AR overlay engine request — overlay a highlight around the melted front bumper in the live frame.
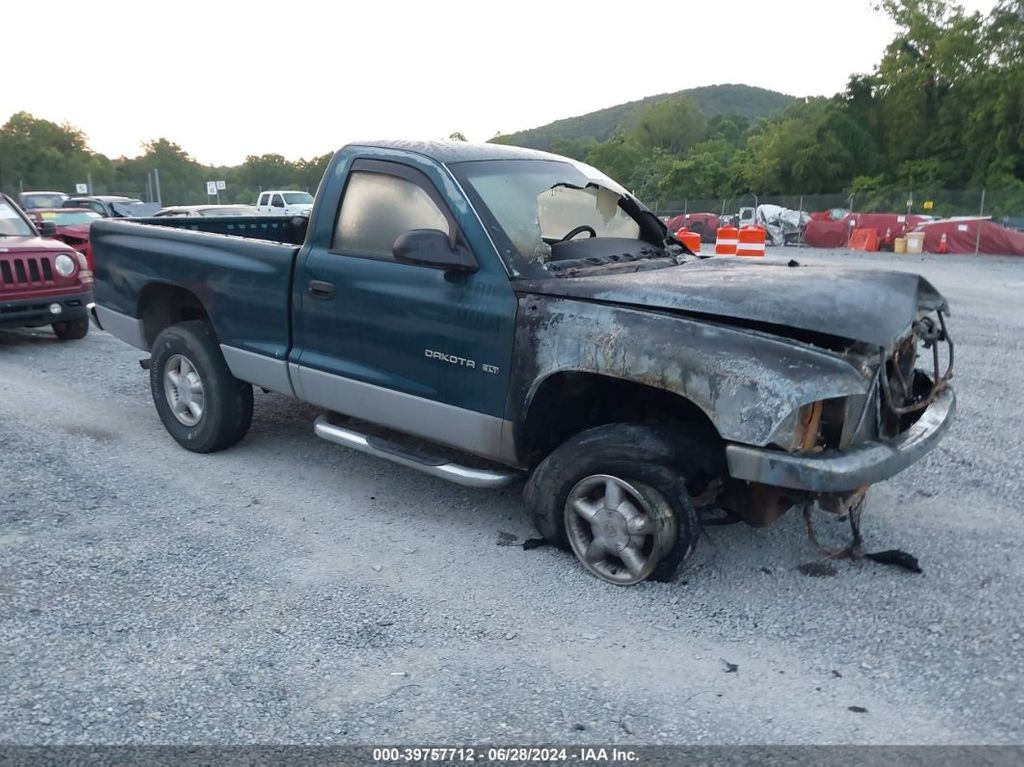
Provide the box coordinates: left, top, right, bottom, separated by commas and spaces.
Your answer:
725, 386, 956, 493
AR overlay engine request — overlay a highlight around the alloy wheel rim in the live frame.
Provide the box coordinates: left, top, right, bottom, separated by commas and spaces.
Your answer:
164, 354, 205, 427
564, 474, 675, 585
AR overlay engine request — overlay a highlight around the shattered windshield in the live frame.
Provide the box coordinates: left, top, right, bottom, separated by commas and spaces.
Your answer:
450, 159, 640, 264
111, 201, 161, 217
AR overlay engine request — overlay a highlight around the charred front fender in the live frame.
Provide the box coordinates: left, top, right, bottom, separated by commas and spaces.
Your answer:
509, 295, 871, 457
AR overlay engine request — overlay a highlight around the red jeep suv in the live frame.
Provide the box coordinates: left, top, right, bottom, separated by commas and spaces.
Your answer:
1, 193, 94, 340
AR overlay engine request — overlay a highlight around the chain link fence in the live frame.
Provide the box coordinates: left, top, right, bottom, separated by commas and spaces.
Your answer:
651, 188, 1024, 229
7, 170, 1023, 231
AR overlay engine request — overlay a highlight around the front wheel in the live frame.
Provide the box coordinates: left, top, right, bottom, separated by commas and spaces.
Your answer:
150, 321, 253, 453
524, 423, 701, 585
52, 317, 89, 340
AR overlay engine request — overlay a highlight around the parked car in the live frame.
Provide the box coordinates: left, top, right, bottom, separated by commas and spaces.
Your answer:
18, 191, 69, 211
255, 190, 314, 216
91, 141, 955, 585
24, 208, 101, 269
62, 195, 161, 218
153, 204, 261, 218
0, 193, 94, 339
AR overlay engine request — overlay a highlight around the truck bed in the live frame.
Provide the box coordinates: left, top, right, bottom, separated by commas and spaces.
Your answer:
91, 217, 300, 360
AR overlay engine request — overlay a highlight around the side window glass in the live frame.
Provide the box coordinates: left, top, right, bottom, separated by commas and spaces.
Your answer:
332, 171, 449, 260
259, 194, 268, 206
271, 194, 284, 208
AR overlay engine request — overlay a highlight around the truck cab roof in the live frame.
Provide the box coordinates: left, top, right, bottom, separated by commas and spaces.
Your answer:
342, 141, 630, 202
346, 140, 566, 165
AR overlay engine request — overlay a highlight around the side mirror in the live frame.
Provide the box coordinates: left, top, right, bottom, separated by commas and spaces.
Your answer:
38, 221, 58, 237
393, 229, 477, 273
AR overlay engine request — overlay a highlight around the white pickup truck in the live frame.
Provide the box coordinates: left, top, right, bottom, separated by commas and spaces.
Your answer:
255, 190, 314, 216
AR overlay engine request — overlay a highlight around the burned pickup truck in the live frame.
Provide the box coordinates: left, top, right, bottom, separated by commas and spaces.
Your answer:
91, 141, 955, 585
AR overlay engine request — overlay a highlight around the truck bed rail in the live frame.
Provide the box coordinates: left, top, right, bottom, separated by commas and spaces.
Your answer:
130, 215, 308, 245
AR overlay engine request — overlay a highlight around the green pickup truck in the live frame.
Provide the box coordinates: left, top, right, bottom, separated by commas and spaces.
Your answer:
91, 141, 955, 585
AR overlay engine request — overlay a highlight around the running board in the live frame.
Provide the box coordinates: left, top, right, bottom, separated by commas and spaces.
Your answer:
313, 415, 519, 489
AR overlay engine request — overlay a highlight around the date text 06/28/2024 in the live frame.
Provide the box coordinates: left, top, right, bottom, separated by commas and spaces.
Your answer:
372, 746, 640, 762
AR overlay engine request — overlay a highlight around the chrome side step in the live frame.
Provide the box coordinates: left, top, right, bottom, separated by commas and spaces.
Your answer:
313, 415, 519, 489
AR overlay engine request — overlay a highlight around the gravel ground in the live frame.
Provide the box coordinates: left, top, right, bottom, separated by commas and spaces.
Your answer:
1, 248, 1022, 746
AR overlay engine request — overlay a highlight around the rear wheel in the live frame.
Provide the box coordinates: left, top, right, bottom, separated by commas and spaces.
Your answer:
524, 423, 702, 585
150, 321, 253, 452
52, 317, 89, 340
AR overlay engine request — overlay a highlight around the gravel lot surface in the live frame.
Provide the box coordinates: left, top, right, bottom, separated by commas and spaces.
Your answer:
1, 248, 1022, 746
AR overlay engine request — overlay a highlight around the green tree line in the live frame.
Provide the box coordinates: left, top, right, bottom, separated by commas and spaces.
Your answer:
0, 115, 331, 206
542, 0, 1023, 213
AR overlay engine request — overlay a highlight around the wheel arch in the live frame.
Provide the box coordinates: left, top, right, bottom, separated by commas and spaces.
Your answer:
517, 369, 725, 472
137, 282, 213, 348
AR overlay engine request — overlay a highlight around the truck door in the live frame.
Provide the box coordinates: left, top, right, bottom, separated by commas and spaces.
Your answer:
291, 158, 517, 462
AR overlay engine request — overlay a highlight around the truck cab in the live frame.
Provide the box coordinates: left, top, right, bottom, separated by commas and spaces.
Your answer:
256, 190, 314, 216
0, 194, 94, 340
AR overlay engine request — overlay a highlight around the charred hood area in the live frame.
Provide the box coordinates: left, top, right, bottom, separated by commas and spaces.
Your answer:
516, 257, 948, 348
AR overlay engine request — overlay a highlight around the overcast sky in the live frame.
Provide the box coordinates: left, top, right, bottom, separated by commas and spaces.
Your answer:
2, 0, 996, 166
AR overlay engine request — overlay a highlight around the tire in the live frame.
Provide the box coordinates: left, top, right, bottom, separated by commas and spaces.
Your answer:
149, 321, 253, 453
524, 423, 703, 585
52, 317, 89, 340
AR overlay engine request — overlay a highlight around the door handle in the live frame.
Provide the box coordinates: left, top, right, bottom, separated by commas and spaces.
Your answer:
308, 280, 335, 300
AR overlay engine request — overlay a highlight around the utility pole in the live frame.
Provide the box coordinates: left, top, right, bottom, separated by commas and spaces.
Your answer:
798, 195, 804, 247
154, 168, 162, 206
974, 188, 986, 256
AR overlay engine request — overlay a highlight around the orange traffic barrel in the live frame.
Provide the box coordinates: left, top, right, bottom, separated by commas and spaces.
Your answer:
715, 225, 738, 255
736, 226, 766, 257
676, 227, 701, 254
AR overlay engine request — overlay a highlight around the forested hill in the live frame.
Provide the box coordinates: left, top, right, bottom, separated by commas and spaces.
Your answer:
491, 84, 794, 151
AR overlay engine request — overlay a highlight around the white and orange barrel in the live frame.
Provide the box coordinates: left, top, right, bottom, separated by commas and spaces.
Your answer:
715, 225, 738, 256
676, 227, 701, 254
736, 226, 766, 257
